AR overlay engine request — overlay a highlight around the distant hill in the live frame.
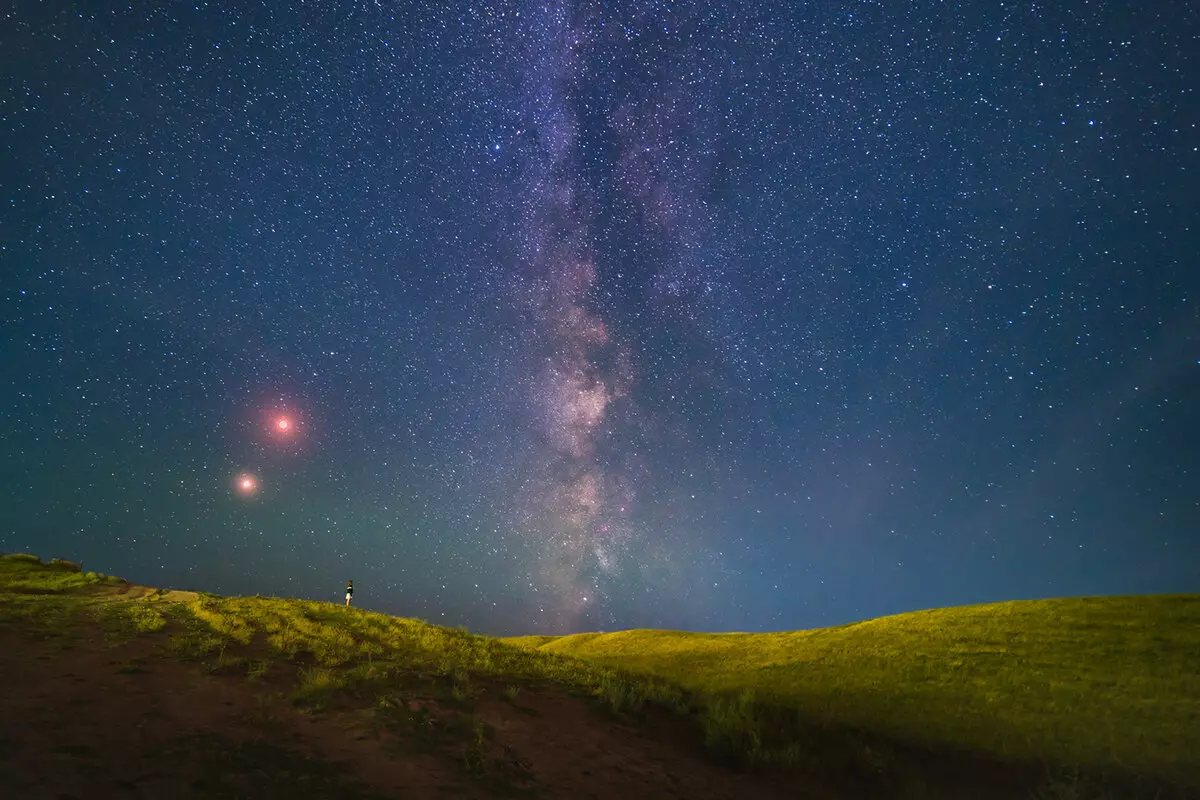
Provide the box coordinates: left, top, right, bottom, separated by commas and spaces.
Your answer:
506, 595, 1200, 794
3, 552, 1197, 799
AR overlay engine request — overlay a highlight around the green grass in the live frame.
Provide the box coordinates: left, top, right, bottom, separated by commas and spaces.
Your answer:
5, 552, 1196, 797
0, 554, 127, 641
1, 553, 169, 647
168, 592, 686, 712
93, 599, 169, 645
0, 552, 124, 593
505, 595, 1200, 788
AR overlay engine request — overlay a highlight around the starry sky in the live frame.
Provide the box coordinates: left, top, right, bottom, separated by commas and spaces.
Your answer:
2, 1, 1197, 635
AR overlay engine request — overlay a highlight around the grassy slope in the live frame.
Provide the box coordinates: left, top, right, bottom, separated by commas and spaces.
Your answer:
1, 554, 733, 799
506, 595, 1200, 787
0, 553, 681, 713
0, 553, 718, 798
5, 553, 1197, 797
0, 553, 689, 720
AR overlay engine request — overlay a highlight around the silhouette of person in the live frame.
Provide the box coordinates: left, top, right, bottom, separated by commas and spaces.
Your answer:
345, 579, 353, 607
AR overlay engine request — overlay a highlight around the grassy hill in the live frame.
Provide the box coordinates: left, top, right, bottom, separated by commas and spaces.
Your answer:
2, 552, 1197, 799
507, 595, 1200, 792
0, 553, 784, 800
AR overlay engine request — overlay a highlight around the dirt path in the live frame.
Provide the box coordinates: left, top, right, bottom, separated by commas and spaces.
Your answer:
0, 606, 805, 799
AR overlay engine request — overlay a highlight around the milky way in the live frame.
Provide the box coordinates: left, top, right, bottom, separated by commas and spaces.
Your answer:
2, 0, 1196, 635
505, 6, 638, 627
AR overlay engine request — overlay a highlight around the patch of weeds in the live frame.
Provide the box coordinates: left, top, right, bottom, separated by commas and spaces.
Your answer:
503, 684, 522, 703
246, 659, 271, 681
188, 597, 254, 645
164, 603, 227, 660
449, 667, 473, 704
599, 674, 645, 715
292, 666, 346, 709
338, 660, 392, 696
92, 599, 167, 647
241, 693, 287, 732
0, 595, 84, 642
375, 696, 442, 750
451, 715, 538, 797
701, 689, 766, 764
167, 629, 224, 660
409, 704, 438, 739
638, 678, 689, 715
128, 601, 167, 632
460, 716, 489, 775
207, 644, 247, 676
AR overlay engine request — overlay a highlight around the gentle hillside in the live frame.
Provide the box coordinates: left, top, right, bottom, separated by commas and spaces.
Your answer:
3, 553, 1197, 799
507, 595, 1200, 791
0, 554, 788, 800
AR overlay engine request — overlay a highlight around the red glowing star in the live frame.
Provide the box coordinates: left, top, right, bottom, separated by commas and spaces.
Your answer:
234, 473, 259, 496
275, 417, 291, 432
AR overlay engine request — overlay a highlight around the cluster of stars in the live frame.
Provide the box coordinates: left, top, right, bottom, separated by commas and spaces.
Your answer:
0, 1, 1195, 635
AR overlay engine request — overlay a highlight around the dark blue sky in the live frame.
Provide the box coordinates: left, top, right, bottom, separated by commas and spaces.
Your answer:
2, 0, 1197, 635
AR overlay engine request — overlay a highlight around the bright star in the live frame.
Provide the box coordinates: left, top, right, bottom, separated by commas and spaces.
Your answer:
234, 473, 259, 496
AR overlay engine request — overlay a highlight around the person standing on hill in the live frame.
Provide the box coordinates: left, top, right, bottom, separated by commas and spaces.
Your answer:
345, 579, 353, 607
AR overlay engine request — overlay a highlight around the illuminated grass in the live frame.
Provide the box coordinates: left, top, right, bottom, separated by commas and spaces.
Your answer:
171, 593, 686, 715
506, 595, 1200, 787
0, 553, 123, 593
94, 599, 168, 646
0, 554, 127, 641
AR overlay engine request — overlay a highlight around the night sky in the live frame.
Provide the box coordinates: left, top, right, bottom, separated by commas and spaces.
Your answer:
2, 1, 1197, 635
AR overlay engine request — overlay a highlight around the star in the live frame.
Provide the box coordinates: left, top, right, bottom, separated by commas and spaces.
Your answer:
234, 473, 259, 497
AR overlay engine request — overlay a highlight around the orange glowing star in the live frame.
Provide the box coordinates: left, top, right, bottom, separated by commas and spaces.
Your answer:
234, 473, 259, 496
275, 417, 291, 432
